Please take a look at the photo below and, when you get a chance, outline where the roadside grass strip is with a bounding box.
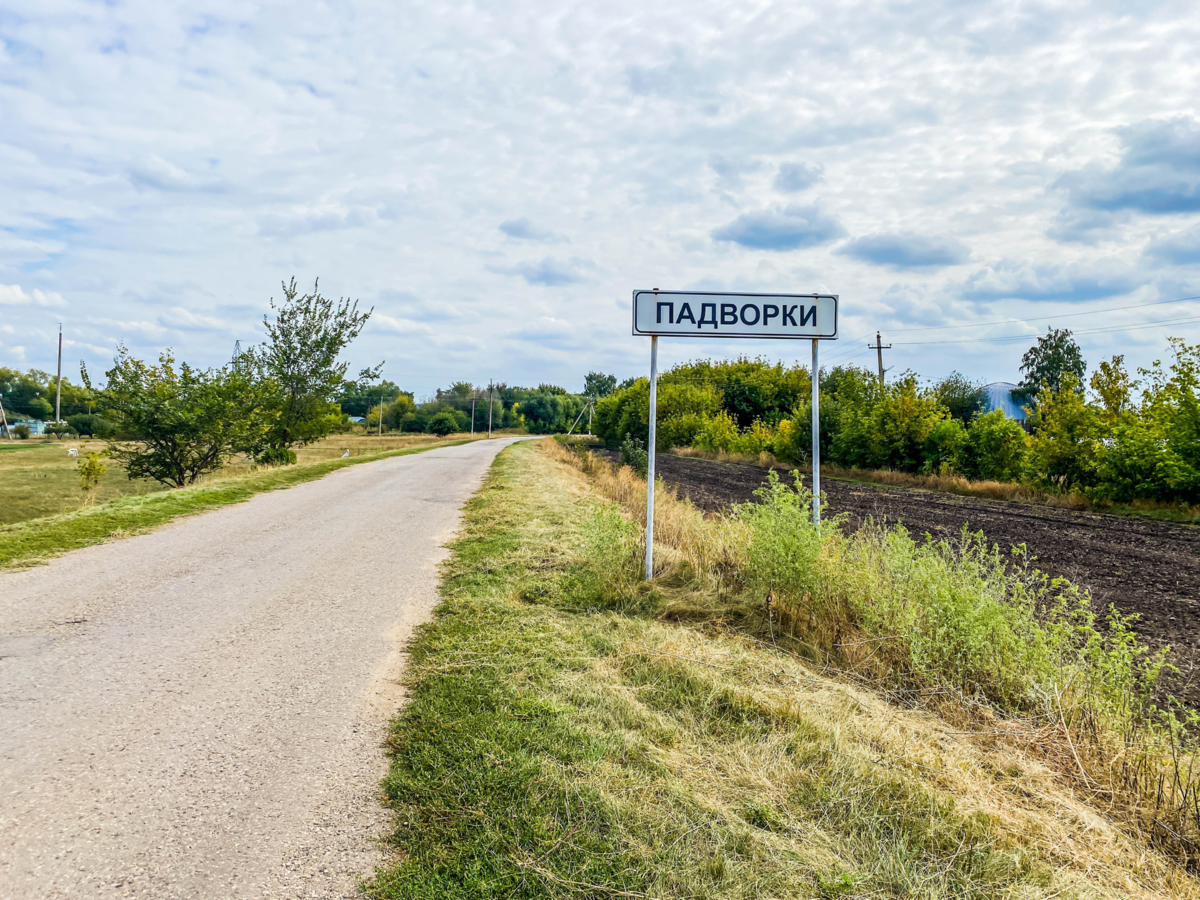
[0,439,474,570]
[369,440,1198,900]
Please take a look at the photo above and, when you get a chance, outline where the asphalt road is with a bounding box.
[0,438,524,899]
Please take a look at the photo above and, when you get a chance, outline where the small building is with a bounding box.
[1,415,46,436]
[980,382,1027,423]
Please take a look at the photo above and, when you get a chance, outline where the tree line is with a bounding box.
[592,330,1200,507]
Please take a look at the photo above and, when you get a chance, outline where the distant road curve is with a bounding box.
[0,437,526,899]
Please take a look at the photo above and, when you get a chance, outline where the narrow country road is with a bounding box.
[0,438,524,899]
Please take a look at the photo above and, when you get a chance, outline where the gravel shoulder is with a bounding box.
[0,438,525,899]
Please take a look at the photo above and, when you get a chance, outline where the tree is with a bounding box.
[1090,355,1134,424]
[933,372,985,424]
[1025,374,1099,492]
[78,452,107,505]
[338,380,404,418]
[87,348,269,487]
[1016,328,1086,405]
[957,410,1029,482]
[428,408,460,436]
[518,392,565,433]
[249,278,375,461]
[583,372,617,398]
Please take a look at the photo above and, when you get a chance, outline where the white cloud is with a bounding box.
[2,2,1200,386]
[0,284,67,307]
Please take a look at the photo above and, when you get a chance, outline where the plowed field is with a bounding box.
[636,452,1200,708]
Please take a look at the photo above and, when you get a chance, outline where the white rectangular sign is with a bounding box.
[632,290,838,339]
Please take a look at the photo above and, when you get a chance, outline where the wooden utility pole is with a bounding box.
[868,331,891,384]
[470,394,476,436]
[0,393,11,440]
[487,381,493,438]
[55,323,63,423]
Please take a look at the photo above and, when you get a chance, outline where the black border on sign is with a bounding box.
[631,290,839,339]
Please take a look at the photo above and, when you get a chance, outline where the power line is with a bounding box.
[891,312,1200,346]
[881,292,1200,336]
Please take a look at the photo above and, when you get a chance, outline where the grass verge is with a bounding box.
[368,440,1199,899]
[0,438,476,571]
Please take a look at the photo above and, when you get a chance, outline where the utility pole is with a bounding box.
[55,323,63,423]
[378,378,384,436]
[487,381,493,438]
[470,393,476,436]
[868,331,891,384]
[0,393,11,440]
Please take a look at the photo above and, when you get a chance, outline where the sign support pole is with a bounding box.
[644,335,658,580]
[811,338,820,529]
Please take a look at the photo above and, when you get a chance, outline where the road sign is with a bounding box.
[635,289,839,580]
[633,290,838,339]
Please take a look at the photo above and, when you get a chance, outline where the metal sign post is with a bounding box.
[634,290,839,579]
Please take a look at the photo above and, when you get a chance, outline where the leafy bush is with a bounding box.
[1025,375,1099,492]
[957,410,1028,482]
[12,424,30,439]
[619,433,648,477]
[66,413,115,437]
[920,417,966,474]
[692,412,738,453]
[77,451,107,504]
[428,409,460,436]
[255,447,297,467]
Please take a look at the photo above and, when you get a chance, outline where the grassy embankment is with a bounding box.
[673,446,1200,523]
[0,434,477,570]
[369,439,1199,900]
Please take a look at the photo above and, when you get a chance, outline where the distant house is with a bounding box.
[1,415,46,436]
[348,416,365,424]
[980,382,1027,423]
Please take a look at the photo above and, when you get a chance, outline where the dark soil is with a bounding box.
[620,451,1200,708]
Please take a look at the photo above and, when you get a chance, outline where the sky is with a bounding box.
[2,0,1200,397]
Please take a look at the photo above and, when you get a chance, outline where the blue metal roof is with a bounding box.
[981,382,1027,421]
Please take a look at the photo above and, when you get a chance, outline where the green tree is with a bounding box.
[1016,328,1086,405]
[427,408,460,436]
[583,371,617,398]
[87,348,270,487]
[1090,355,1134,424]
[957,410,1029,482]
[338,380,404,418]
[78,452,107,505]
[933,372,985,424]
[1025,374,1099,492]
[249,278,374,461]
[865,374,948,472]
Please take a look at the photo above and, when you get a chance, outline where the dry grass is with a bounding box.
[545,438,1200,880]
[564,622,1200,899]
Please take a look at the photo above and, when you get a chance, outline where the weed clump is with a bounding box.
[543,438,1200,873]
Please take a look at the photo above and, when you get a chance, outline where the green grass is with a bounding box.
[0,440,163,524]
[365,442,1188,899]
[0,438,475,571]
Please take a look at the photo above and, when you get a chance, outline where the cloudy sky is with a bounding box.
[3,1,1199,395]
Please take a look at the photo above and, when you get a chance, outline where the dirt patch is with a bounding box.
[612,451,1200,708]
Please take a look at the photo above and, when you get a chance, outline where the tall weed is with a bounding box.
[542,438,1200,868]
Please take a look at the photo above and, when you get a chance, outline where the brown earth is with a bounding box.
[623,451,1200,708]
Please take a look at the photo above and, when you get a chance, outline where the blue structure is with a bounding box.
[980,382,1027,422]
